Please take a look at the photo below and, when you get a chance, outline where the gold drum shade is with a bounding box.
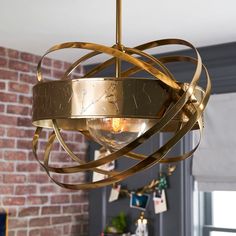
[33,78,204,132]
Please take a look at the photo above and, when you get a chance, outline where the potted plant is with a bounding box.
[103,212,130,236]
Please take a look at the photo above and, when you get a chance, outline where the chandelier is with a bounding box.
[32,0,211,189]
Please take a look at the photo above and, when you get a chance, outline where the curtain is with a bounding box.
[192,93,236,191]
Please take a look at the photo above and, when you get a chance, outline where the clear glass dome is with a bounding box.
[86,118,156,150]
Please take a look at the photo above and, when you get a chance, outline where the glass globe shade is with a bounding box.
[86,118,156,150]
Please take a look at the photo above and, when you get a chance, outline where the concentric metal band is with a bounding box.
[32,38,211,189]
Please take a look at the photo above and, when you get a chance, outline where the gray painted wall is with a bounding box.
[86,42,236,236]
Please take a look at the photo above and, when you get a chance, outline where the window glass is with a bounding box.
[212,191,236,229]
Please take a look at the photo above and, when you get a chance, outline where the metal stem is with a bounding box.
[115,0,122,78]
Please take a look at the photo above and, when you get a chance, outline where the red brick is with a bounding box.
[52,215,71,225]
[28,151,43,162]
[15,185,37,195]
[48,152,70,163]
[8,231,15,236]
[0,92,17,102]
[7,105,29,116]
[9,60,30,72]
[0,81,5,90]
[17,117,32,127]
[0,138,15,148]
[72,193,88,203]
[63,173,85,184]
[74,133,84,142]
[3,174,26,183]
[9,218,27,228]
[17,140,32,150]
[0,58,7,67]
[30,227,62,236]
[0,47,6,56]
[20,73,36,84]
[20,52,35,62]
[71,224,82,234]
[34,55,41,64]
[28,196,48,205]
[39,141,60,151]
[0,104,5,112]
[63,205,81,214]
[51,195,70,204]
[3,196,25,206]
[50,174,62,182]
[8,49,19,58]
[0,69,18,81]
[53,60,63,69]
[18,94,32,105]
[4,151,27,161]
[0,127,5,136]
[40,185,57,193]
[82,204,89,212]
[41,67,51,77]
[53,70,64,79]
[8,82,30,93]
[29,229,40,236]
[17,231,28,236]
[42,206,60,215]
[63,62,71,70]
[0,162,14,171]
[28,174,49,183]
[30,217,50,227]
[63,225,70,234]
[74,214,88,221]
[0,185,14,194]
[16,163,38,172]
[43,57,52,67]
[19,207,40,217]
[7,128,33,138]
[30,64,37,74]
[0,115,17,125]
[8,208,17,217]
[0,47,88,235]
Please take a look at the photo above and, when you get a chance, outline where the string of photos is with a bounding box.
[93,148,177,214]
[108,165,176,214]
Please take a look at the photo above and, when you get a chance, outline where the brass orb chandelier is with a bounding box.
[32,0,211,189]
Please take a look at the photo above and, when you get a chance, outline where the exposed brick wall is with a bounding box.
[0,46,89,236]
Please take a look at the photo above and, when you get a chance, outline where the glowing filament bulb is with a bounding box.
[111,118,123,133]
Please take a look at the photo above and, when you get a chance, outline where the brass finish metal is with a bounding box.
[116,0,122,46]
[32,78,169,124]
[116,0,122,77]
[31,0,211,189]
[32,78,204,131]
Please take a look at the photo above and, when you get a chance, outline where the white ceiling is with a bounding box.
[0,0,236,64]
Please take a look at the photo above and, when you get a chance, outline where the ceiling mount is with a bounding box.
[32,0,211,190]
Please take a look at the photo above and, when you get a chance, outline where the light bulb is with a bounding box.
[111,118,124,133]
[86,118,156,150]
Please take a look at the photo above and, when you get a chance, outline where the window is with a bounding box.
[201,191,236,236]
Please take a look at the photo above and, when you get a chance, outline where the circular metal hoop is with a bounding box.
[32,38,211,190]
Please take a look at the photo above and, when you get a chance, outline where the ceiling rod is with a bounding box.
[116,0,122,77]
